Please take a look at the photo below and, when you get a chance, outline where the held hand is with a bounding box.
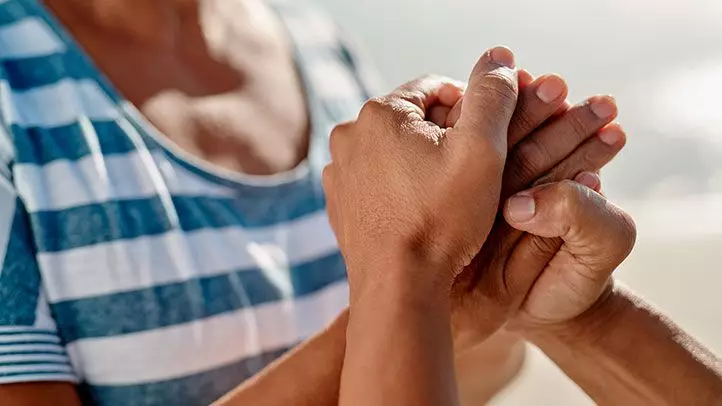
[323,47,519,299]
[448,74,626,350]
[503,175,636,328]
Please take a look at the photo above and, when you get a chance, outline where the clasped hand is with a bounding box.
[323,46,637,405]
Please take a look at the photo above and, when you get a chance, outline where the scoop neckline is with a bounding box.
[36,0,323,190]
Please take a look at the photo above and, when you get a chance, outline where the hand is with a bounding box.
[502,175,636,329]
[501,186,722,406]
[323,47,519,299]
[446,71,627,350]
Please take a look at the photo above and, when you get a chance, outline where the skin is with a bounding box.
[217,65,627,406]
[503,175,722,405]
[44,0,310,176]
[0,10,625,399]
[3,0,718,404]
[10,0,627,403]
[325,49,520,406]
[324,44,722,403]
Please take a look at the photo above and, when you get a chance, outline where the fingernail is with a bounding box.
[536,76,565,103]
[490,46,516,69]
[598,126,623,146]
[574,172,600,190]
[507,194,536,223]
[590,96,617,119]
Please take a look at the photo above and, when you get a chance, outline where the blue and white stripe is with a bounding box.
[0,0,372,404]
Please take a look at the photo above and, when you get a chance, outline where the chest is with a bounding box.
[53,0,310,175]
[1,0,369,402]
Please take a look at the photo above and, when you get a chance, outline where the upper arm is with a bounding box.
[0,128,81,405]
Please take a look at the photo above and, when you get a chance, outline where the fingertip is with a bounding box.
[490,46,516,69]
[463,46,520,113]
[574,172,601,192]
[472,46,517,75]
[438,81,465,107]
[458,46,519,138]
[588,95,618,120]
[505,192,536,224]
[534,74,568,104]
[597,123,626,147]
[518,69,534,87]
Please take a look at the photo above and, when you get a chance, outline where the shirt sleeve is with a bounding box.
[0,126,78,385]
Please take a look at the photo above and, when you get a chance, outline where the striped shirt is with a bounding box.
[0,0,375,404]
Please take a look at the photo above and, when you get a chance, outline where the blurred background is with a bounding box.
[314,0,722,403]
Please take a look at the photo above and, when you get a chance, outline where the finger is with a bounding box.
[574,171,602,193]
[503,180,636,265]
[445,72,565,134]
[531,123,626,188]
[503,95,618,197]
[503,181,635,320]
[442,69,533,130]
[386,75,466,120]
[518,69,534,88]
[437,79,466,106]
[428,105,453,127]
[508,74,569,147]
[455,46,519,150]
[445,97,463,128]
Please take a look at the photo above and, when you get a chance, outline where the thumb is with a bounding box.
[455,46,519,150]
[503,179,636,266]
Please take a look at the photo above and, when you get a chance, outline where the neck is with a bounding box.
[43,0,199,47]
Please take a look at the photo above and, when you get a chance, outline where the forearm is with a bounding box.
[525,284,722,405]
[340,259,459,406]
[213,310,348,406]
[455,330,526,406]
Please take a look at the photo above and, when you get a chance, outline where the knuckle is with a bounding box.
[554,179,584,213]
[328,126,342,149]
[527,235,562,261]
[577,146,600,169]
[321,165,334,191]
[329,121,354,158]
[617,210,637,257]
[359,97,389,121]
[476,72,518,109]
[510,103,538,136]
[396,89,425,112]
[358,97,401,135]
[510,137,552,183]
[565,112,592,142]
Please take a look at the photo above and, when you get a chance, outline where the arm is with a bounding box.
[527,285,722,405]
[221,69,621,406]
[499,177,722,405]
[214,311,348,406]
[340,260,459,406]
[0,383,81,406]
[324,47,519,405]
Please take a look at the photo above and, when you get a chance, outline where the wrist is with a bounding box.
[514,281,629,347]
[346,246,457,306]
